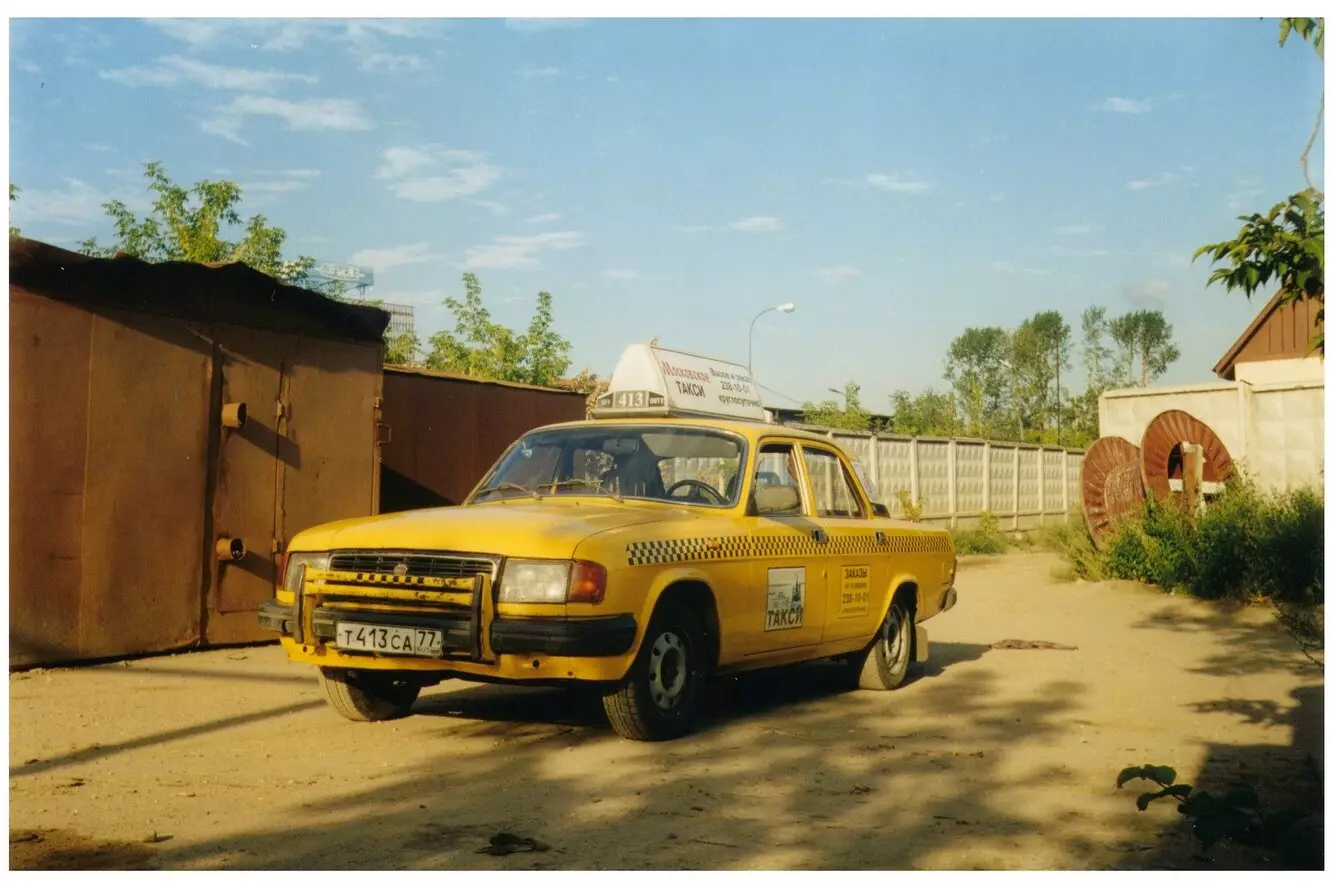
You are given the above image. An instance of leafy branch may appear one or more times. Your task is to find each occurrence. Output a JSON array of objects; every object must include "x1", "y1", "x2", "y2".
[
  {"x1": 1193, "y1": 18, "x2": 1325, "y2": 356},
  {"x1": 1117, "y1": 763, "x2": 1314, "y2": 861}
]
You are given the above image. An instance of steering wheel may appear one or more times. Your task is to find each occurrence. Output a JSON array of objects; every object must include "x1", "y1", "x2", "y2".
[{"x1": 664, "y1": 479, "x2": 726, "y2": 505}]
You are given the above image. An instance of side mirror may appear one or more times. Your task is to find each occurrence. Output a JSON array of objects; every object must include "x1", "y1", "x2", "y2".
[
  {"x1": 871, "y1": 502, "x2": 889, "y2": 517},
  {"x1": 754, "y1": 485, "x2": 801, "y2": 516}
]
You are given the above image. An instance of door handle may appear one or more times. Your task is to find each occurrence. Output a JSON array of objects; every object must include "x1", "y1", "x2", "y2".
[
  {"x1": 875, "y1": 531, "x2": 888, "y2": 545},
  {"x1": 812, "y1": 528, "x2": 829, "y2": 544}
]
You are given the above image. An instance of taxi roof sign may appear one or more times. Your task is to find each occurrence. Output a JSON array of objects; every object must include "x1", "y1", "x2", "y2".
[{"x1": 592, "y1": 344, "x2": 768, "y2": 422}]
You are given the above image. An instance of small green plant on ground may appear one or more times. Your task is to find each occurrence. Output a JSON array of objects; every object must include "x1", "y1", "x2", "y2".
[
  {"x1": 1117, "y1": 763, "x2": 1321, "y2": 868},
  {"x1": 950, "y1": 510, "x2": 1009, "y2": 555},
  {"x1": 894, "y1": 490, "x2": 924, "y2": 522}
]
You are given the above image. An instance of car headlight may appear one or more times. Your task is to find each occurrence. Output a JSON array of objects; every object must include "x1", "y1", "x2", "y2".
[
  {"x1": 499, "y1": 560, "x2": 571, "y2": 604},
  {"x1": 499, "y1": 559, "x2": 608, "y2": 605},
  {"x1": 282, "y1": 552, "x2": 330, "y2": 595}
]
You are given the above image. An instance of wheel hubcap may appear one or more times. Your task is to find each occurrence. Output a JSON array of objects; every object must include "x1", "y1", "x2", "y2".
[
  {"x1": 882, "y1": 607, "x2": 906, "y2": 668},
  {"x1": 647, "y1": 630, "x2": 688, "y2": 710}
]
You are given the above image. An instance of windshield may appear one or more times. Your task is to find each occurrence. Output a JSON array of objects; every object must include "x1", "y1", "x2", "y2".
[{"x1": 472, "y1": 425, "x2": 748, "y2": 508}]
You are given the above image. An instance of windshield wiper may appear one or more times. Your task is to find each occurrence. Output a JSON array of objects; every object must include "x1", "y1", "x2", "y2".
[
  {"x1": 547, "y1": 478, "x2": 622, "y2": 502},
  {"x1": 474, "y1": 482, "x2": 541, "y2": 501}
]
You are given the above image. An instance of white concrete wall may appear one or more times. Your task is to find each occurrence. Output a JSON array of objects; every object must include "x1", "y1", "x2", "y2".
[
  {"x1": 1242, "y1": 381, "x2": 1325, "y2": 492},
  {"x1": 817, "y1": 429, "x2": 1084, "y2": 530},
  {"x1": 1235, "y1": 357, "x2": 1324, "y2": 386},
  {"x1": 1098, "y1": 375, "x2": 1324, "y2": 492}
]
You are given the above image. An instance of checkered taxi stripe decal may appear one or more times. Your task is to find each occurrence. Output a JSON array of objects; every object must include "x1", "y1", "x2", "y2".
[{"x1": 625, "y1": 532, "x2": 950, "y2": 566}]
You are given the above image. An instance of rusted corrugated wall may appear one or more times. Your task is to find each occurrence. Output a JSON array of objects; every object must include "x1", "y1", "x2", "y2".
[
  {"x1": 379, "y1": 367, "x2": 589, "y2": 512},
  {"x1": 9, "y1": 237, "x2": 388, "y2": 666}
]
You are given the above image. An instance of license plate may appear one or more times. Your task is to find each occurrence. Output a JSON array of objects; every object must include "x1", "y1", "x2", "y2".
[{"x1": 335, "y1": 622, "x2": 444, "y2": 657}]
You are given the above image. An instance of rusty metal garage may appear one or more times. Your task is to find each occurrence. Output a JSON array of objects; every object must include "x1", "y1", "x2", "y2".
[
  {"x1": 9, "y1": 237, "x2": 390, "y2": 667},
  {"x1": 377, "y1": 366, "x2": 588, "y2": 513}
]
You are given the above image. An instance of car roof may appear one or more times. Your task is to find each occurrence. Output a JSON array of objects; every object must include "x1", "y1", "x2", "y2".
[{"x1": 527, "y1": 416, "x2": 845, "y2": 445}]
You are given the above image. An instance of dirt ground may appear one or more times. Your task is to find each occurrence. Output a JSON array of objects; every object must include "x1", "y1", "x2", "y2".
[{"x1": 9, "y1": 552, "x2": 1324, "y2": 870}]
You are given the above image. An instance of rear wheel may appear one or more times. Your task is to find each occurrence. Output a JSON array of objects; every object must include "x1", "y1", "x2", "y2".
[
  {"x1": 318, "y1": 667, "x2": 420, "y2": 722},
  {"x1": 848, "y1": 599, "x2": 915, "y2": 691},
  {"x1": 602, "y1": 602, "x2": 709, "y2": 741}
]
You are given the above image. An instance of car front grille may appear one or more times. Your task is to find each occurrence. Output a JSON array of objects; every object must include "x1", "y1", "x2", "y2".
[{"x1": 328, "y1": 551, "x2": 498, "y2": 581}]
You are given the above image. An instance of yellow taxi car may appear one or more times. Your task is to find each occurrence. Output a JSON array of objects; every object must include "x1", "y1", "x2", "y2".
[{"x1": 259, "y1": 344, "x2": 958, "y2": 741}]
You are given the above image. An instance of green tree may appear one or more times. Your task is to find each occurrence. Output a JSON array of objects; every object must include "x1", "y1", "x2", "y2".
[
  {"x1": 944, "y1": 326, "x2": 1012, "y2": 437},
  {"x1": 521, "y1": 291, "x2": 574, "y2": 386},
  {"x1": 1108, "y1": 309, "x2": 1181, "y2": 387},
  {"x1": 1194, "y1": 18, "x2": 1325, "y2": 355},
  {"x1": 801, "y1": 381, "x2": 875, "y2": 431},
  {"x1": 9, "y1": 184, "x2": 19, "y2": 238},
  {"x1": 75, "y1": 161, "x2": 325, "y2": 290},
  {"x1": 425, "y1": 272, "x2": 572, "y2": 385},
  {"x1": 384, "y1": 332, "x2": 423, "y2": 365},
  {"x1": 889, "y1": 388, "x2": 960, "y2": 437},
  {"x1": 1011, "y1": 310, "x2": 1074, "y2": 443}
]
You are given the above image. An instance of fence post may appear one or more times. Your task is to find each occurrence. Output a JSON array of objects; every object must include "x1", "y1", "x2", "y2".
[
  {"x1": 947, "y1": 439, "x2": 958, "y2": 528},
  {"x1": 909, "y1": 438, "x2": 920, "y2": 509},
  {"x1": 981, "y1": 441, "x2": 991, "y2": 516},
  {"x1": 1061, "y1": 449, "x2": 1070, "y2": 520},
  {"x1": 868, "y1": 431, "x2": 881, "y2": 497},
  {"x1": 1012, "y1": 448, "x2": 1020, "y2": 532},
  {"x1": 1036, "y1": 447, "x2": 1046, "y2": 526}
]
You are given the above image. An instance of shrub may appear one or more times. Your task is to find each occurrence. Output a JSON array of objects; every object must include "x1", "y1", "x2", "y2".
[
  {"x1": 1047, "y1": 477, "x2": 1324, "y2": 604},
  {"x1": 1034, "y1": 514, "x2": 1104, "y2": 581},
  {"x1": 951, "y1": 510, "x2": 1009, "y2": 555}
]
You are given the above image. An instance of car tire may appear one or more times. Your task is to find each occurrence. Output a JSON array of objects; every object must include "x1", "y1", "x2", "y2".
[
  {"x1": 849, "y1": 599, "x2": 915, "y2": 691},
  {"x1": 318, "y1": 667, "x2": 421, "y2": 722},
  {"x1": 602, "y1": 602, "x2": 709, "y2": 741}
]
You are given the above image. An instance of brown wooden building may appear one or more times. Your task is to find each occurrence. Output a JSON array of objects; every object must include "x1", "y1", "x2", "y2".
[{"x1": 1212, "y1": 290, "x2": 1324, "y2": 381}]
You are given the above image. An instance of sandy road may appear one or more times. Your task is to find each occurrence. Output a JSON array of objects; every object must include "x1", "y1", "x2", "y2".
[{"x1": 9, "y1": 553, "x2": 1323, "y2": 870}]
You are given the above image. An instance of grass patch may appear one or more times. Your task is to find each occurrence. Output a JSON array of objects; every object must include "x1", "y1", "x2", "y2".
[
  {"x1": 950, "y1": 511, "x2": 1010, "y2": 556},
  {"x1": 1041, "y1": 477, "x2": 1324, "y2": 605}
]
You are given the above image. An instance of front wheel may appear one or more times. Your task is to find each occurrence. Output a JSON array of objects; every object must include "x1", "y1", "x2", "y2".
[
  {"x1": 848, "y1": 600, "x2": 915, "y2": 691},
  {"x1": 318, "y1": 667, "x2": 420, "y2": 722},
  {"x1": 602, "y1": 603, "x2": 709, "y2": 741}
]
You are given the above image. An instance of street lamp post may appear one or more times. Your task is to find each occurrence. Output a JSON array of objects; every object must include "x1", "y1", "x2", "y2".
[{"x1": 747, "y1": 302, "x2": 796, "y2": 381}]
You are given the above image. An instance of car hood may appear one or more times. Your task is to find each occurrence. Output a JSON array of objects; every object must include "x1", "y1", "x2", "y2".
[{"x1": 288, "y1": 498, "x2": 697, "y2": 559}]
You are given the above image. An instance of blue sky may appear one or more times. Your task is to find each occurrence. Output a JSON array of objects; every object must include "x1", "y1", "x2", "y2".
[{"x1": 9, "y1": 16, "x2": 1325, "y2": 413}]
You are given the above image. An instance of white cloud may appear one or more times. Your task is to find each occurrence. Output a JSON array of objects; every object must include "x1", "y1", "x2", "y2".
[
  {"x1": 240, "y1": 169, "x2": 321, "y2": 197},
  {"x1": 676, "y1": 224, "x2": 715, "y2": 234},
  {"x1": 517, "y1": 64, "x2": 564, "y2": 78},
  {"x1": 728, "y1": 216, "x2": 783, "y2": 233},
  {"x1": 144, "y1": 19, "x2": 231, "y2": 46},
  {"x1": 10, "y1": 178, "x2": 111, "y2": 226},
  {"x1": 351, "y1": 242, "x2": 441, "y2": 271},
  {"x1": 1097, "y1": 97, "x2": 1155, "y2": 114},
  {"x1": 602, "y1": 268, "x2": 641, "y2": 280},
  {"x1": 203, "y1": 95, "x2": 373, "y2": 143},
  {"x1": 101, "y1": 55, "x2": 318, "y2": 91},
  {"x1": 814, "y1": 266, "x2": 860, "y2": 283},
  {"x1": 1227, "y1": 178, "x2": 1266, "y2": 211},
  {"x1": 1123, "y1": 277, "x2": 1171, "y2": 308},
  {"x1": 527, "y1": 212, "x2": 563, "y2": 224},
  {"x1": 462, "y1": 231, "x2": 587, "y2": 270},
  {"x1": 375, "y1": 147, "x2": 501, "y2": 203},
  {"x1": 866, "y1": 172, "x2": 935, "y2": 193},
  {"x1": 375, "y1": 147, "x2": 434, "y2": 180},
  {"x1": 358, "y1": 52, "x2": 426, "y2": 73},
  {"x1": 1126, "y1": 171, "x2": 1177, "y2": 191},
  {"x1": 1057, "y1": 224, "x2": 1101, "y2": 235},
  {"x1": 505, "y1": 19, "x2": 586, "y2": 32}
]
